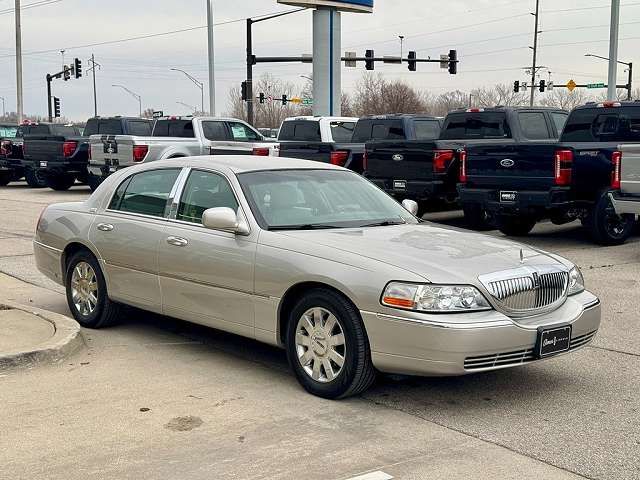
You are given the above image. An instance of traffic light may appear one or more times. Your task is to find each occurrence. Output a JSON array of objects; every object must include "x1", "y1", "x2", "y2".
[
  {"x1": 539, "y1": 79, "x2": 546, "y2": 92},
  {"x1": 74, "y1": 58, "x2": 82, "y2": 78},
  {"x1": 63, "y1": 65, "x2": 70, "y2": 81},
  {"x1": 241, "y1": 81, "x2": 248, "y2": 101},
  {"x1": 448, "y1": 49, "x2": 457, "y2": 75},
  {"x1": 259, "y1": 92, "x2": 265, "y2": 104},
  {"x1": 407, "y1": 51, "x2": 417, "y2": 72},
  {"x1": 365, "y1": 49, "x2": 375, "y2": 71},
  {"x1": 53, "y1": 97, "x2": 61, "y2": 118},
  {"x1": 513, "y1": 80, "x2": 520, "y2": 93},
  {"x1": 281, "y1": 95, "x2": 288, "y2": 106}
]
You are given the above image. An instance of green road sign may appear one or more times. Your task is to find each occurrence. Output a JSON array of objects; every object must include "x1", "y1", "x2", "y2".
[
  {"x1": 302, "y1": 98, "x2": 313, "y2": 106},
  {"x1": 587, "y1": 82, "x2": 606, "y2": 89}
]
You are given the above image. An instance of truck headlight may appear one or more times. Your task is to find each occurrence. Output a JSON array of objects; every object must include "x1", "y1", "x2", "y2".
[
  {"x1": 381, "y1": 282, "x2": 492, "y2": 313},
  {"x1": 568, "y1": 266, "x2": 585, "y2": 296}
]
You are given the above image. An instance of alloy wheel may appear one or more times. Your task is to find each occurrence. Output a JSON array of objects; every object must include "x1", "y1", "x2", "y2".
[{"x1": 71, "y1": 261, "x2": 98, "y2": 316}]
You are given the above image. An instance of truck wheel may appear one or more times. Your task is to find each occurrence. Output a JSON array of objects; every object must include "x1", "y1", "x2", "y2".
[
  {"x1": 0, "y1": 172, "x2": 11, "y2": 186},
  {"x1": 497, "y1": 215, "x2": 536, "y2": 237},
  {"x1": 46, "y1": 174, "x2": 76, "y2": 191},
  {"x1": 25, "y1": 168, "x2": 47, "y2": 188},
  {"x1": 585, "y1": 191, "x2": 635, "y2": 246},
  {"x1": 87, "y1": 173, "x2": 102, "y2": 192},
  {"x1": 462, "y1": 204, "x2": 492, "y2": 231}
]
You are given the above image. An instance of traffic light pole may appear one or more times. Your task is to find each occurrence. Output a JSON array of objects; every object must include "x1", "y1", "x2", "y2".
[
  {"x1": 529, "y1": 0, "x2": 540, "y2": 106},
  {"x1": 46, "y1": 74, "x2": 52, "y2": 122},
  {"x1": 627, "y1": 62, "x2": 633, "y2": 100}
]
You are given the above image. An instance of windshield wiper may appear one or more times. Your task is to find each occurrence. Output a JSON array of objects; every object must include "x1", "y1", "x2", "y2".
[
  {"x1": 269, "y1": 224, "x2": 342, "y2": 231},
  {"x1": 358, "y1": 220, "x2": 407, "y2": 228}
]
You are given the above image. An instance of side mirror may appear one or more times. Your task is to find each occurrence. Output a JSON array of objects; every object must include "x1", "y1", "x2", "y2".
[
  {"x1": 402, "y1": 199, "x2": 419, "y2": 216},
  {"x1": 202, "y1": 207, "x2": 250, "y2": 235}
]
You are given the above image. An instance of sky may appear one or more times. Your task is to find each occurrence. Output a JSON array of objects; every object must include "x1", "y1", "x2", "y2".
[{"x1": 0, "y1": 0, "x2": 639, "y2": 121}]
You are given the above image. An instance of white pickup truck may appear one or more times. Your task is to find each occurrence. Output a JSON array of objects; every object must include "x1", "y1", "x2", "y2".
[
  {"x1": 88, "y1": 116, "x2": 277, "y2": 184},
  {"x1": 610, "y1": 144, "x2": 640, "y2": 215}
]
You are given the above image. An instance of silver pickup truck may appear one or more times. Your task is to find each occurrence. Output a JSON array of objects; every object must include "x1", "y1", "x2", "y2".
[
  {"x1": 610, "y1": 144, "x2": 640, "y2": 216},
  {"x1": 88, "y1": 116, "x2": 277, "y2": 182}
]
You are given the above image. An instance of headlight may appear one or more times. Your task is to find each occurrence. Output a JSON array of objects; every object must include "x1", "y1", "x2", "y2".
[
  {"x1": 568, "y1": 266, "x2": 585, "y2": 296},
  {"x1": 381, "y1": 282, "x2": 492, "y2": 313}
]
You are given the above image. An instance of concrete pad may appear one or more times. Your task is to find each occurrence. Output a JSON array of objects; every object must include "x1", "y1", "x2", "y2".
[
  {"x1": 0, "y1": 237, "x2": 34, "y2": 257},
  {"x1": 0, "y1": 308, "x2": 54, "y2": 351}
]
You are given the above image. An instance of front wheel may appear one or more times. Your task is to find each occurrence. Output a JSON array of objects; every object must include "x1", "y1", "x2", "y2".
[
  {"x1": 25, "y1": 168, "x2": 47, "y2": 188},
  {"x1": 585, "y1": 191, "x2": 635, "y2": 245},
  {"x1": 46, "y1": 173, "x2": 76, "y2": 191},
  {"x1": 0, "y1": 171, "x2": 11, "y2": 186},
  {"x1": 496, "y1": 215, "x2": 537, "y2": 236},
  {"x1": 65, "y1": 251, "x2": 122, "y2": 328},
  {"x1": 286, "y1": 289, "x2": 375, "y2": 399},
  {"x1": 462, "y1": 203, "x2": 492, "y2": 231},
  {"x1": 87, "y1": 173, "x2": 102, "y2": 192}
]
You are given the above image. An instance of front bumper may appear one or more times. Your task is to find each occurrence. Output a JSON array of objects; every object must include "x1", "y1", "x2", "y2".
[
  {"x1": 458, "y1": 186, "x2": 572, "y2": 215},
  {"x1": 609, "y1": 191, "x2": 640, "y2": 215},
  {"x1": 362, "y1": 290, "x2": 600, "y2": 376}
]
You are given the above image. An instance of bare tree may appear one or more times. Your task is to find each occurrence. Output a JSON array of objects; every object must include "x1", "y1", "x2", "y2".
[
  {"x1": 429, "y1": 90, "x2": 470, "y2": 116},
  {"x1": 539, "y1": 89, "x2": 590, "y2": 110},
  {"x1": 350, "y1": 73, "x2": 428, "y2": 116},
  {"x1": 471, "y1": 84, "x2": 527, "y2": 108}
]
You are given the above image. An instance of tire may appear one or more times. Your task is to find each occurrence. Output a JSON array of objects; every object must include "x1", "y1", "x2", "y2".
[
  {"x1": 496, "y1": 215, "x2": 536, "y2": 237},
  {"x1": 0, "y1": 172, "x2": 11, "y2": 186},
  {"x1": 46, "y1": 174, "x2": 76, "y2": 191},
  {"x1": 25, "y1": 168, "x2": 47, "y2": 188},
  {"x1": 462, "y1": 203, "x2": 492, "y2": 231},
  {"x1": 585, "y1": 190, "x2": 635, "y2": 246},
  {"x1": 65, "y1": 250, "x2": 122, "y2": 328},
  {"x1": 87, "y1": 173, "x2": 102, "y2": 192},
  {"x1": 285, "y1": 288, "x2": 376, "y2": 399}
]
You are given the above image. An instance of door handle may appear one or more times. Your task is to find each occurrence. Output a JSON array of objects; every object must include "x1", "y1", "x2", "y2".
[
  {"x1": 97, "y1": 223, "x2": 114, "y2": 232},
  {"x1": 167, "y1": 236, "x2": 189, "y2": 247}
]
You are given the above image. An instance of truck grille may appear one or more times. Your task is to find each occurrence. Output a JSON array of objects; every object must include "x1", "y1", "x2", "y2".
[{"x1": 479, "y1": 266, "x2": 569, "y2": 316}]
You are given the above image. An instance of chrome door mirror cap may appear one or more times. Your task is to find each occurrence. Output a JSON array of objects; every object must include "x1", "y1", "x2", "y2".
[
  {"x1": 402, "y1": 199, "x2": 419, "y2": 216},
  {"x1": 202, "y1": 207, "x2": 250, "y2": 235}
]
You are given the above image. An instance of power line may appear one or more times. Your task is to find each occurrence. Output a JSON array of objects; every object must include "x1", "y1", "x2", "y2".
[{"x1": 0, "y1": 0, "x2": 65, "y2": 15}]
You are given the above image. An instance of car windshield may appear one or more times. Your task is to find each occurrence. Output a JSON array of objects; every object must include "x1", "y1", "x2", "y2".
[{"x1": 238, "y1": 169, "x2": 417, "y2": 230}]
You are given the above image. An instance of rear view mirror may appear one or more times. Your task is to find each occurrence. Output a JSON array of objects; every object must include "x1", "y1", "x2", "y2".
[
  {"x1": 202, "y1": 207, "x2": 250, "y2": 235},
  {"x1": 402, "y1": 199, "x2": 419, "y2": 216}
]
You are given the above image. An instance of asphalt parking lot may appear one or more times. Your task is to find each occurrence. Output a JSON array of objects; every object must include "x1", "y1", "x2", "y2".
[{"x1": 1, "y1": 182, "x2": 638, "y2": 480}]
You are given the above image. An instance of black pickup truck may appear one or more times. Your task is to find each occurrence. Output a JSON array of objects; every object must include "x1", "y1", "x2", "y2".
[
  {"x1": 0, "y1": 123, "x2": 19, "y2": 185},
  {"x1": 23, "y1": 116, "x2": 152, "y2": 190},
  {"x1": 459, "y1": 101, "x2": 640, "y2": 245},
  {"x1": 1, "y1": 123, "x2": 57, "y2": 186},
  {"x1": 365, "y1": 107, "x2": 567, "y2": 218}
]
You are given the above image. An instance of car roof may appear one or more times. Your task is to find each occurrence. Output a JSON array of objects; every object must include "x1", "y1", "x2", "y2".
[
  {"x1": 146, "y1": 155, "x2": 345, "y2": 174},
  {"x1": 574, "y1": 101, "x2": 640, "y2": 110},
  {"x1": 449, "y1": 106, "x2": 566, "y2": 113},
  {"x1": 358, "y1": 114, "x2": 441, "y2": 120},
  {"x1": 283, "y1": 116, "x2": 359, "y2": 122}
]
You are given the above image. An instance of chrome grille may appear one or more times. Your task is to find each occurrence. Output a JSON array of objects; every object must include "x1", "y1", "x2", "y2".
[{"x1": 479, "y1": 266, "x2": 569, "y2": 316}]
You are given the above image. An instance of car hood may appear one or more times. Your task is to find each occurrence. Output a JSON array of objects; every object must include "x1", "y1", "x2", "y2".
[{"x1": 277, "y1": 223, "x2": 568, "y2": 284}]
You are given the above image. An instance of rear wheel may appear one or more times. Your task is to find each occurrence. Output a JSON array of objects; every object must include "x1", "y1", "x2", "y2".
[
  {"x1": 285, "y1": 288, "x2": 375, "y2": 399},
  {"x1": 65, "y1": 250, "x2": 122, "y2": 328},
  {"x1": 497, "y1": 215, "x2": 536, "y2": 237},
  {"x1": 0, "y1": 172, "x2": 11, "y2": 186},
  {"x1": 46, "y1": 173, "x2": 76, "y2": 191},
  {"x1": 25, "y1": 168, "x2": 47, "y2": 188},
  {"x1": 462, "y1": 203, "x2": 492, "y2": 231},
  {"x1": 585, "y1": 191, "x2": 635, "y2": 245},
  {"x1": 87, "y1": 173, "x2": 102, "y2": 192}
]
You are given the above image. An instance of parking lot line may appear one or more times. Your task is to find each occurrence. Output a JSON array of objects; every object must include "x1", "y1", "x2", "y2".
[{"x1": 346, "y1": 471, "x2": 393, "y2": 480}]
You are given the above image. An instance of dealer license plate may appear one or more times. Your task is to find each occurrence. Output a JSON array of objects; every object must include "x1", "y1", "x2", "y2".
[
  {"x1": 39, "y1": 161, "x2": 48, "y2": 168},
  {"x1": 500, "y1": 191, "x2": 517, "y2": 203},
  {"x1": 393, "y1": 180, "x2": 407, "y2": 190}
]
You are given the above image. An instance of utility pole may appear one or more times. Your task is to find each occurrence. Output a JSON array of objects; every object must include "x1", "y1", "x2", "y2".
[
  {"x1": 206, "y1": 0, "x2": 216, "y2": 115},
  {"x1": 607, "y1": 0, "x2": 621, "y2": 101},
  {"x1": 88, "y1": 54, "x2": 101, "y2": 117},
  {"x1": 529, "y1": 0, "x2": 540, "y2": 107},
  {"x1": 399, "y1": 35, "x2": 404, "y2": 61},
  {"x1": 15, "y1": 0, "x2": 23, "y2": 123},
  {"x1": 0, "y1": 96, "x2": 5, "y2": 118}
]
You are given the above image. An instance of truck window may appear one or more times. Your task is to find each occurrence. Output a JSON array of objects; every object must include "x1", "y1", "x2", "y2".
[
  {"x1": 18, "y1": 125, "x2": 50, "y2": 137},
  {"x1": 413, "y1": 120, "x2": 441, "y2": 140},
  {"x1": 278, "y1": 121, "x2": 321, "y2": 141},
  {"x1": 153, "y1": 120, "x2": 195, "y2": 138},
  {"x1": 201, "y1": 121, "x2": 228, "y2": 141},
  {"x1": 227, "y1": 122, "x2": 260, "y2": 141},
  {"x1": 560, "y1": 108, "x2": 640, "y2": 142},
  {"x1": 330, "y1": 121, "x2": 355, "y2": 142},
  {"x1": 98, "y1": 119, "x2": 124, "y2": 135},
  {"x1": 352, "y1": 120, "x2": 405, "y2": 142},
  {"x1": 440, "y1": 113, "x2": 511, "y2": 140},
  {"x1": 51, "y1": 125, "x2": 79, "y2": 136},
  {"x1": 551, "y1": 112, "x2": 568, "y2": 135},
  {"x1": 127, "y1": 120, "x2": 152, "y2": 136},
  {"x1": 83, "y1": 119, "x2": 99, "y2": 136},
  {"x1": 518, "y1": 112, "x2": 551, "y2": 140}
]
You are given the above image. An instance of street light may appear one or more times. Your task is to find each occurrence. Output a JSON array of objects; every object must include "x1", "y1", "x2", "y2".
[
  {"x1": 170, "y1": 68, "x2": 205, "y2": 114},
  {"x1": 177, "y1": 101, "x2": 197, "y2": 114},
  {"x1": 585, "y1": 53, "x2": 633, "y2": 100},
  {"x1": 112, "y1": 84, "x2": 142, "y2": 116}
]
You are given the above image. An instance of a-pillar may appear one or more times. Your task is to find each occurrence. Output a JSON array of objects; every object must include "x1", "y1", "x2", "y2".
[{"x1": 312, "y1": 7, "x2": 341, "y2": 116}]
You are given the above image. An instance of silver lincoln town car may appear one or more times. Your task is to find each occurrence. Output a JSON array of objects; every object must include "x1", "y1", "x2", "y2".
[{"x1": 34, "y1": 156, "x2": 601, "y2": 399}]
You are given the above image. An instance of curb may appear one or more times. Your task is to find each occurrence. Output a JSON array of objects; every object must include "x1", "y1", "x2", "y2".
[{"x1": 0, "y1": 300, "x2": 83, "y2": 370}]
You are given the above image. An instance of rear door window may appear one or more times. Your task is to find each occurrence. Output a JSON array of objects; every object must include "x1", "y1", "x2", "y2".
[
  {"x1": 551, "y1": 112, "x2": 568, "y2": 136},
  {"x1": 518, "y1": 112, "x2": 551, "y2": 139},
  {"x1": 560, "y1": 108, "x2": 640, "y2": 142},
  {"x1": 440, "y1": 113, "x2": 511, "y2": 139},
  {"x1": 227, "y1": 122, "x2": 260, "y2": 141},
  {"x1": 153, "y1": 120, "x2": 195, "y2": 138},
  {"x1": 413, "y1": 120, "x2": 441, "y2": 140},
  {"x1": 110, "y1": 169, "x2": 181, "y2": 217},
  {"x1": 201, "y1": 121, "x2": 228, "y2": 141},
  {"x1": 329, "y1": 121, "x2": 355, "y2": 142}
]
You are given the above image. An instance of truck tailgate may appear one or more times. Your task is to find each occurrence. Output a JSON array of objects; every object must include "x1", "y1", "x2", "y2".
[
  {"x1": 365, "y1": 140, "x2": 438, "y2": 181},
  {"x1": 620, "y1": 144, "x2": 640, "y2": 195},
  {"x1": 23, "y1": 136, "x2": 65, "y2": 161},
  {"x1": 465, "y1": 143, "x2": 559, "y2": 190},
  {"x1": 90, "y1": 135, "x2": 140, "y2": 169}
]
